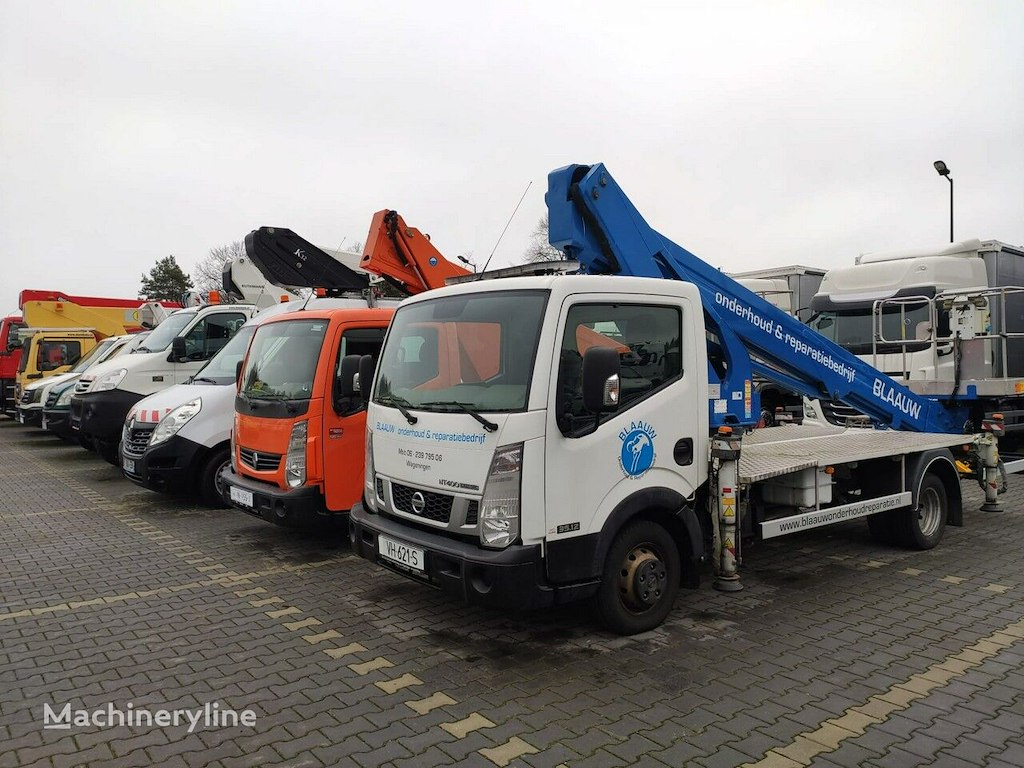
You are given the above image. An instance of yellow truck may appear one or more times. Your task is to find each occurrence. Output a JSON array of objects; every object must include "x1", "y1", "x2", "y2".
[{"x1": 11, "y1": 290, "x2": 179, "y2": 405}]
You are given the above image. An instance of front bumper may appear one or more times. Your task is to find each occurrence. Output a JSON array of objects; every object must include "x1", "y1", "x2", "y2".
[
  {"x1": 42, "y1": 408, "x2": 73, "y2": 438},
  {"x1": 220, "y1": 467, "x2": 336, "y2": 527},
  {"x1": 15, "y1": 405, "x2": 42, "y2": 426},
  {"x1": 75, "y1": 390, "x2": 145, "y2": 442},
  {"x1": 122, "y1": 433, "x2": 204, "y2": 494},
  {"x1": 349, "y1": 503, "x2": 596, "y2": 610}
]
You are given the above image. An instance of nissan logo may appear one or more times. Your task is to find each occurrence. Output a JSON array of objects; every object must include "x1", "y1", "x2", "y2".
[{"x1": 411, "y1": 491, "x2": 426, "y2": 514}]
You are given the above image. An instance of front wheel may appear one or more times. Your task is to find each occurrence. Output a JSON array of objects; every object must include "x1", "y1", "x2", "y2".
[
  {"x1": 897, "y1": 474, "x2": 947, "y2": 550},
  {"x1": 198, "y1": 447, "x2": 231, "y2": 508},
  {"x1": 593, "y1": 520, "x2": 680, "y2": 635}
]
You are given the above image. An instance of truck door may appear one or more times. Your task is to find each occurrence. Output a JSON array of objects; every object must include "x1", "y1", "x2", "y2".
[
  {"x1": 174, "y1": 311, "x2": 248, "y2": 383},
  {"x1": 545, "y1": 298, "x2": 704, "y2": 566},
  {"x1": 322, "y1": 325, "x2": 387, "y2": 512}
]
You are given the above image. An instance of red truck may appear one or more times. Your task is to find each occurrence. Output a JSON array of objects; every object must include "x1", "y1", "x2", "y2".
[{"x1": 0, "y1": 314, "x2": 25, "y2": 414}]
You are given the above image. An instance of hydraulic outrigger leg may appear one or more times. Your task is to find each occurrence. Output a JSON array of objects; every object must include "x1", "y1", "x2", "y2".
[{"x1": 712, "y1": 427, "x2": 743, "y2": 592}]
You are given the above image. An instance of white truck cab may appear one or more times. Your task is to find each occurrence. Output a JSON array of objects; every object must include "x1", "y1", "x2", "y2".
[{"x1": 71, "y1": 303, "x2": 256, "y2": 462}]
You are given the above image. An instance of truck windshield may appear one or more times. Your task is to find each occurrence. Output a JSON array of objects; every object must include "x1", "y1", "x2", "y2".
[
  {"x1": 374, "y1": 290, "x2": 548, "y2": 412},
  {"x1": 69, "y1": 339, "x2": 114, "y2": 373},
  {"x1": 137, "y1": 311, "x2": 197, "y2": 352},
  {"x1": 809, "y1": 304, "x2": 943, "y2": 355},
  {"x1": 241, "y1": 320, "x2": 327, "y2": 400},
  {"x1": 193, "y1": 325, "x2": 256, "y2": 384}
]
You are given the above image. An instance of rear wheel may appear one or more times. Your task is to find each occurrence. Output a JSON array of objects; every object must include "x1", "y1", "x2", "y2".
[
  {"x1": 896, "y1": 474, "x2": 946, "y2": 550},
  {"x1": 593, "y1": 520, "x2": 679, "y2": 635},
  {"x1": 198, "y1": 447, "x2": 231, "y2": 508}
]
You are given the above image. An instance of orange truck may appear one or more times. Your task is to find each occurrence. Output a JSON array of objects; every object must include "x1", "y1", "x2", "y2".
[{"x1": 220, "y1": 212, "x2": 469, "y2": 527}]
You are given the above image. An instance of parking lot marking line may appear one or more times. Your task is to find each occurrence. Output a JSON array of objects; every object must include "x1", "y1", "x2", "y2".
[
  {"x1": 376, "y1": 674, "x2": 423, "y2": 694},
  {"x1": 406, "y1": 692, "x2": 457, "y2": 715},
  {"x1": 324, "y1": 643, "x2": 366, "y2": 659},
  {"x1": 741, "y1": 614, "x2": 1024, "y2": 768},
  {"x1": 479, "y1": 737, "x2": 540, "y2": 767},
  {"x1": 234, "y1": 588, "x2": 267, "y2": 597},
  {"x1": 302, "y1": 629, "x2": 343, "y2": 644},
  {"x1": 250, "y1": 597, "x2": 285, "y2": 607},
  {"x1": 196, "y1": 564, "x2": 227, "y2": 572},
  {"x1": 983, "y1": 583, "x2": 1011, "y2": 593},
  {"x1": 265, "y1": 606, "x2": 302, "y2": 619},
  {"x1": 440, "y1": 713, "x2": 495, "y2": 738},
  {"x1": 941, "y1": 575, "x2": 967, "y2": 584},
  {"x1": 283, "y1": 618, "x2": 322, "y2": 631},
  {"x1": 899, "y1": 567, "x2": 925, "y2": 576},
  {"x1": 349, "y1": 657, "x2": 393, "y2": 675},
  {"x1": 0, "y1": 578, "x2": 218, "y2": 621}
]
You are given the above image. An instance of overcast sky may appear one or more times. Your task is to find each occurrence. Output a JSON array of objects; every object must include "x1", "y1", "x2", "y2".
[{"x1": 2, "y1": 1, "x2": 1022, "y2": 315}]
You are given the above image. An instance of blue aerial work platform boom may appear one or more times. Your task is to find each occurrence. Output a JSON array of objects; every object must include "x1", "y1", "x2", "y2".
[{"x1": 546, "y1": 163, "x2": 965, "y2": 435}]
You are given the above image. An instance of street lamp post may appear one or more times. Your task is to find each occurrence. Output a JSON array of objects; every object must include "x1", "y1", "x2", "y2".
[{"x1": 933, "y1": 160, "x2": 954, "y2": 243}]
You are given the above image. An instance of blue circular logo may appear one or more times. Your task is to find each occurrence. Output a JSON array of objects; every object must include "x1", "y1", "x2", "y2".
[
  {"x1": 429, "y1": 257, "x2": 438, "y2": 266},
  {"x1": 620, "y1": 428, "x2": 655, "y2": 476}
]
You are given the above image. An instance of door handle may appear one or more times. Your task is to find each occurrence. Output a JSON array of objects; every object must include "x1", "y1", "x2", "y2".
[{"x1": 674, "y1": 438, "x2": 694, "y2": 466}]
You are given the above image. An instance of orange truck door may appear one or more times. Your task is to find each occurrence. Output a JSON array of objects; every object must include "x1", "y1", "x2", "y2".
[{"x1": 321, "y1": 324, "x2": 388, "y2": 512}]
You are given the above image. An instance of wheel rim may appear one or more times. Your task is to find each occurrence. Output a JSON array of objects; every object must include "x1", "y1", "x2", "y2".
[
  {"x1": 617, "y1": 543, "x2": 668, "y2": 613},
  {"x1": 213, "y1": 459, "x2": 230, "y2": 499},
  {"x1": 917, "y1": 485, "x2": 943, "y2": 537}
]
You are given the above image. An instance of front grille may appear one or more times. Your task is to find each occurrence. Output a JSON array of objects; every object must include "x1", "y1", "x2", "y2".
[
  {"x1": 74, "y1": 379, "x2": 91, "y2": 394},
  {"x1": 239, "y1": 447, "x2": 282, "y2": 472},
  {"x1": 45, "y1": 390, "x2": 60, "y2": 408},
  {"x1": 391, "y1": 482, "x2": 453, "y2": 523},
  {"x1": 21, "y1": 389, "x2": 37, "y2": 405},
  {"x1": 820, "y1": 400, "x2": 871, "y2": 427},
  {"x1": 466, "y1": 500, "x2": 479, "y2": 526},
  {"x1": 123, "y1": 423, "x2": 156, "y2": 456},
  {"x1": 375, "y1": 477, "x2": 384, "y2": 499}
]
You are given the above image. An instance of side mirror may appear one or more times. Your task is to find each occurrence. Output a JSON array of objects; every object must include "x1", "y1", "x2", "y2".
[
  {"x1": 235, "y1": 359, "x2": 244, "y2": 383},
  {"x1": 170, "y1": 337, "x2": 188, "y2": 362},
  {"x1": 358, "y1": 355, "x2": 375, "y2": 405},
  {"x1": 582, "y1": 347, "x2": 620, "y2": 413},
  {"x1": 337, "y1": 355, "x2": 361, "y2": 398}
]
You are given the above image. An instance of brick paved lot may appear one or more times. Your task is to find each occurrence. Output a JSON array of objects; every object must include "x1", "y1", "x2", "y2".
[{"x1": 2, "y1": 417, "x2": 1024, "y2": 768}]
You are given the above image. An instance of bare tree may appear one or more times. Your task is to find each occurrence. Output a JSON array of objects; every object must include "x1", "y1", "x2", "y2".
[
  {"x1": 192, "y1": 241, "x2": 246, "y2": 292},
  {"x1": 523, "y1": 214, "x2": 562, "y2": 263}
]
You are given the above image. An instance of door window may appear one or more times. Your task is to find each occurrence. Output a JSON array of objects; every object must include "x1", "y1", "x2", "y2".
[
  {"x1": 36, "y1": 340, "x2": 82, "y2": 372},
  {"x1": 557, "y1": 303, "x2": 682, "y2": 436},
  {"x1": 333, "y1": 327, "x2": 386, "y2": 412},
  {"x1": 182, "y1": 313, "x2": 247, "y2": 360}
]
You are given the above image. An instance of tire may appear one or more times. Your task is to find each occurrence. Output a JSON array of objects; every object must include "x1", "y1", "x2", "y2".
[
  {"x1": 593, "y1": 520, "x2": 680, "y2": 635},
  {"x1": 198, "y1": 447, "x2": 231, "y2": 508},
  {"x1": 896, "y1": 474, "x2": 946, "y2": 550},
  {"x1": 96, "y1": 439, "x2": 120, "y2": 466}
]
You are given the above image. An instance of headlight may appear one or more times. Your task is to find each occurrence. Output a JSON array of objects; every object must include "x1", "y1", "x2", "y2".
[
  {"x1": 229, "y1": 426, "x2": 237, "y2": 473},
  {"x1": 90, "y1": 368, "x2": 127, "y2": 392},
  {"x1": 56, "y1": 388, "x2": 74, "y2": 407},
  {"x1": 479, "y1": 443, "x2": 523, "y2": 549},
  {"x1": 285, "y1": 420, "x2": 307, "y2": 488},
  {"x1": 150, "y1": 398, "x2": 202, "y2": 447},
  {"x1": 363, "y1": 429, "x2": 376, "y2": 512}
]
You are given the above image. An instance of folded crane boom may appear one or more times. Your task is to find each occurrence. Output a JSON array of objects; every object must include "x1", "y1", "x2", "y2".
[{"x1": 546, "y1": 163, "x2": 963, "y2": 433}]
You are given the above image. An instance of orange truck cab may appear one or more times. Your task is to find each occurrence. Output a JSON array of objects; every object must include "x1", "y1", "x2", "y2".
[
  {"x1": 220, "y1": 213, "x2": 470, "y2": 528},
  {"x1": 223, "y1": 307, "x2": 394, "y2": 526}
]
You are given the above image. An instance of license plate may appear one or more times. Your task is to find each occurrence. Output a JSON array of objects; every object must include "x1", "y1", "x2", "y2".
[
  {"x1": 18, "y1": 412, "x2": 25, "y2": 424},
  {"x1": 122, "y1": 457, "x2": 135, "y2": 473},
  {"x1": 377, "y1": 534, "x2": 425, "y2": 573},
  {"x1": 230, "y1": 486, "x2": 254, "y2": 508}
]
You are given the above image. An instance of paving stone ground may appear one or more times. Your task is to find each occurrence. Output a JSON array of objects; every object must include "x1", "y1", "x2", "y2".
[{"x1": 1, "y1": 418, "x2": 1023, "y2": 767}]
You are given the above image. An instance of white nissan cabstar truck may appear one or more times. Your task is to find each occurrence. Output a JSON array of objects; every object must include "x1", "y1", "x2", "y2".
[{"x1": 347, "y1": 163, "x2": 1003, "y2": 635}]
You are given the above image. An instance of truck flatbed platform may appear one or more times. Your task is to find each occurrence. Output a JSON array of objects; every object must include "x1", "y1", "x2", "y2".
[{"x1": 740, "y1": 424, "x2": 972, "y2": 483}]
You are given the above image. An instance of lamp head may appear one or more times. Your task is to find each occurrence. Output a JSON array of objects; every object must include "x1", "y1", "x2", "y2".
[{"x1": 933, "y1": 160, "x2": 950, "y2": 177}]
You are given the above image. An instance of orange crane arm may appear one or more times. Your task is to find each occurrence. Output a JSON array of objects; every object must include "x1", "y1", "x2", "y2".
[{"x1": 359, "y1": 210, "x2": 470, "y2": 295}]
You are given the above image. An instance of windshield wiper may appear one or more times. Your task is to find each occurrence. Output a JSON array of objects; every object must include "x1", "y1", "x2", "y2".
[
  {"x1": 192, "y1": 376, "x2": 219, "y2": 385},
  {"x1": 379, "y1": 394, "x2": 418, "y2": 425},
  {"x1": 422, "y1": 401, "x2": 498, "y2": 432},
  {"x1": 135, "y1": 346, "x2": 152, "y2": 353}
]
